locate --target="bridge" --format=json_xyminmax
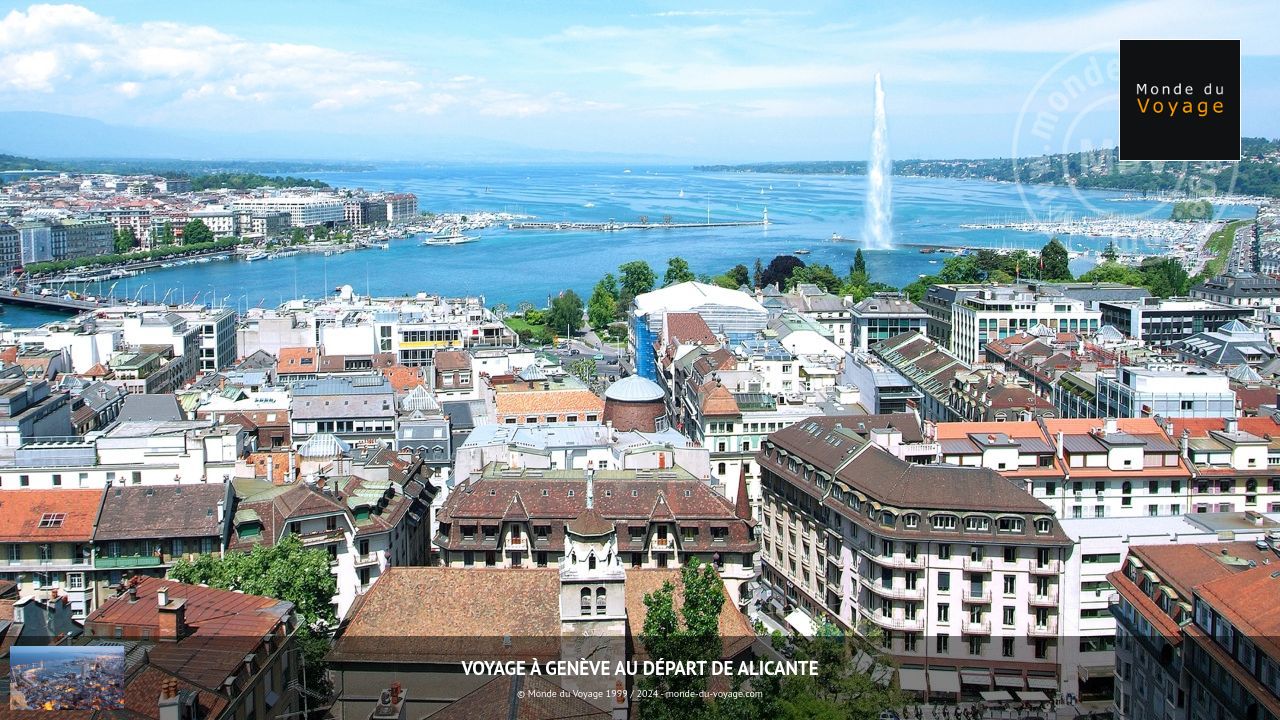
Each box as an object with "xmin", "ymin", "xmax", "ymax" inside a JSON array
[{"xmin": 0, "ymin": 289, "xmax": 104, "ymax": 313}]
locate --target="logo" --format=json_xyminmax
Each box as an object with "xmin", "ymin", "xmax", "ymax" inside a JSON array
[{"xmin": 1120, "ymin": 40, "xmax": 1240, "ymax": 161}]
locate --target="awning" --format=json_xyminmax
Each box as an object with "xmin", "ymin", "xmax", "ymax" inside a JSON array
[
  {"xmin": 898, "ymin": 667, "xmax": 928, "ymax": 692},
  {"xmin": 960, "ymin": 669, "xmax": 990, "ymax": 685},
  {"xmin": 785, "ymin": 609, "xmax": 816, "ymax": 638},
  {"xmin": 1026, "ymin": 676, "xmax": 1059, "ymax": 690},
  {"xmin": 1017, "ymin": 691, "xmax": 1050, "ymax": 702},
  {"xmin": 980, "ymin": 690, "xmax": 1013, "ymax": 702},
  {"xmin": 994, "ymin": 674, "xmax": 1023, "ymax": 688},
  {"xmin": 928, "ymin": 668, "xmax": 961, "ymax": 694}
]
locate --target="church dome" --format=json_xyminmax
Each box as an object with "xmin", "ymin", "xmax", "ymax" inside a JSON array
[{"xmin": 604, "ymin": 375, "xmax": 664, "ymax": 403}]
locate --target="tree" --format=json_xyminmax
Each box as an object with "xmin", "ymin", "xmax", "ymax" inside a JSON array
[
  {"xmin": 567, "ymin": 357, "xmax": 597, "ymax": 385},
  {"xmin": 1039, "ymin": 238, "xmax": 1072, "ymax": 281},
  {"xmin": 290, "ymin": 227, "xmax": 306, "ymax": 245},
  {"xmin": 313, "ymin": 225, "xmax": 330, "ymax": 241},
  {"xmin": 1078, "ymin": 261, "xmax": 1143, "ymax": 285},
  {"xmin": 789, "ymin": 263, "xmax": 842, "ymax": 293},
  {"xmin": 516, "ymin": 301, "xmax": 535, "ymax": 317},
  {"xmin": 158, "ymin": 222, "xmax": 176, "ymax": 247},
  {"xmin": 113, "ymin": 228, "xmax": 136, "ymax": 254},
  {"xmin": 546, "ymin": 289, "xmax": 585, "ymax": 336},
  {"xmin": 664, "ymin": 256, "xmax": 696, "ymax": 286},
  {"xmin": 636, "ymin": 559, "xmax": 725, "ymax": 720},
  {"xmin": 182, "ymin": 219, "xmax": 214, "ymax": 246},
  {"xmin": 1102, "ymin": 240, "xmax": 1119, "ymax": 262},
  {"xmin": 758, "ymin": 255, "xmax": 806, "ymax": 290},
  {"xmin": 619, "ymin": 260, "xmax": 656, "ymax": 299},
  {"xmin": 492, "ymin": 302, "xmax": 509, "ymax": 319},
  {"xmin": 765, "ymin": 622, "xmax": 908, "ymax": 720},
  {"xmin": 752, "ymin": 258, "xmax": 764, "ymax": 288},
  {"xmin": 853, "ymin": 249, "xmax": 867, "ymax": 276},
  {"xmin": 726, "ymin": 264, "xmax": 750, "ymax": 288},
  {"xmin": 1140, "ymin": 257, "xmax": 1191, "ymax": 297},
  {"xmin": 169, "ymin": 535, "xmax": 337, "ymax": 702},
  {"xmin": 588, "ymin": 276, "xmax": 619, "ymax": 329}
]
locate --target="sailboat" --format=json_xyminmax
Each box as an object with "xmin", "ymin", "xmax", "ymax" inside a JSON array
[{"xmin": 679, "ymin": 189, "xmax": 685, "ymax": 198}]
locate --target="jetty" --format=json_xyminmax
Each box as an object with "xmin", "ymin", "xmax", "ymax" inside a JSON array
[
  {"xmin": 508, "ymin": 211, "xmax": 770, "ymax": 233},
  {"xmin": 0, "ymin": 289, "xmax": 106, "ymax": 312}
]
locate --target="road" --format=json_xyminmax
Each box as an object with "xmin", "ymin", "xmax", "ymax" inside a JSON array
[{"xmin": 545, "ymin": 335, "xmax": 626, "ymax": 382}]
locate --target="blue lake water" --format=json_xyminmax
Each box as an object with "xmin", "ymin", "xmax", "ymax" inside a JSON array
[{"xmin": 5, "ymin": 165, "xmax": 1255, "ymax": 327}]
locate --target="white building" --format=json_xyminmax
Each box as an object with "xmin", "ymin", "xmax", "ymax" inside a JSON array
[
  {"xmin": 1094, "ymin": 365, "xmax": 1237, "ymax": 419},
  {"xmin": 951, "ymin": 286, "xmax": 1101, "ymax": 364},
  {"xmin": 231, "ymin": 196, "xmax": 345, "ymax": 227}
]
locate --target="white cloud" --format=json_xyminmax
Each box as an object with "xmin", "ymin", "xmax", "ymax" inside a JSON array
[
  {"xmin": 115, "ymin": 81, "xmax": 140, "ymax": 98},
  {"xmin": 0, "ymin": 50, "xmax": 60, "ymax": 91}
]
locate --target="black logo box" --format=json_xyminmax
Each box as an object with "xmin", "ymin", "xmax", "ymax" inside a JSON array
[{"xmin": 1119, "ymin": 39, "xmax": 1240, "ymax": 162}]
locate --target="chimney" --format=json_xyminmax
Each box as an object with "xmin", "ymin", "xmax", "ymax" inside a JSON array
[
  {"xmin": 370, "ymin": 683, "xmax": 408, "ymax": 720},
  {"xmin": 1225, "ymin": 417, "xmax": 1239, "ymax": 434},
  {"xmin": 128, "ymin": 586, "xmax": 138, "ymax": 603},
  {"xmin": 585, "ymin": 463, "xmax": 595, "ymax": 509},
  {"xmin": 1055, "ymin": 431, "xmax": 1064, "ymax": 460},
  {"xmin": 1180, "ymin": 429, "xmax": 1190, "ymax": 459},
  {"xmin": 158, "ymin": 679, "xmax": 184, "ymax": 720},
  {"xmin": 157, "ymin": 593, "xmax": 187, "ymax": 642},
  {"xmin": 1103, "ymin": 417, "xmax": 1118, "ymax": 435},
  {"xmin": 216, "ymin": 498, "xmax": 225, "ymax": 524},
  {"xmin": 157, "ymin": 586, "xmax": 168, "ymax": 607}
]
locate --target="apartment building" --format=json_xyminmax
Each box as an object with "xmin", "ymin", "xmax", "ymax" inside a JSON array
[
  {"xmin": 384, "ymin": 193, "xmax": 419, "ymax": 223},
  {"xmin": 1109, "ymin": 541, "xmax": 1280, "ymax": 720},
  {"xmin": 433, "ymin": 464, "xmax": 759, "ymax": 605},
  {"xmin": 0, "ymin": 488, "xmax": 100, "ymax": 617},
  {"xmin": 0, "ymin": 365, "xmax": 74, "ymax": 462},
  {"xmin": 851, "ymin": 293, "xmax": 929, "ymax": 352},
  {"xmin": 1169, "ymin": 416, "xmax": 1280, "ymax": 514},
  {"xmin": 773, "ymin": 283, "xmax": 855, "ymax": 351},
  {"xmin": 0, "ymin": 222, "xmax": 21, "ymax": 272},
  {"xmin": 759, "ymin": 416, "xmax": 1073, "ymax": 698},
  {"xmin": 872, "ymin": 331, "xmax": 970, "ymax": 422},
  {"xmin": 289, "ymin": 376, "xmax": 397, "ymax": 446},
  {"xmin": 1092, "ymin": 366, "xmax": 1238, "ymax": 419},
  {"xmin": 230, "ymin": 195, "xmax": 345, "ymax": 227},
  {"xmin": 950, "ymin": 285, "xmax": 1101, "ymax": 364},
  {"xmin": 1099, "ymin": 297, "xmax": 1252, "ymax": 346},
  {"xmin": 1191, "ymin": 270, "xmax": 1280, "ymax": 317}
]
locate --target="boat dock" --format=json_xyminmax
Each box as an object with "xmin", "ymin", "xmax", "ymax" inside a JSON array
[{"xmin": 0, "ymin": 289, "xmax": 105, "ymax": 313}]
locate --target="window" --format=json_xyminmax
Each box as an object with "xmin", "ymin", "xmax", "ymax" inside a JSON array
[
  {"xmin": 1035, "ymin": 518, "xmax": 1051, "ymax": 534},
  {"xmin": 51, "ymin": 474, "xmax": 61, "ymax": 487},
  {"xmin": 937, "ymin": 572, "xmax": 950, "ymax": 592},
  {"xmin": 485, "ymin": 551, "xmax": 496, "ymax": 567},
  {"xmin": 1002, "ymin": 637, "xmax": 1015, "ymax": 657},
  {"xmin": 1003, "ymin": 546, "xmax": 1017, "ymax": 563},
  {"xmin": 1003, "ymin": 607, "xmax": 1015, "ymax": 626},
  {"xmin": 19, "ymin": 475, "xmax": 29, "ymax": 487},
  {"xmin": 938, "ymin": 544, "xmax": 951, "ymax": 560},
  {"xmin": 937, "ymin": 603, "xmax": 950, "ymax": 623},
  {"xmin": 1002, "ymin": 575, "xmax": 1016, "ymax": 595},
  {"xmin": 936, "ymin": 635, "xmax": 949, "ymax": 655},
  {"xmin": 996, "ymin": 517, "xmax": 1024, "ymax": 533},
  {"xmin": 596, "ymin": 588, "xmax": 607, "ymax": 615},
  {"xmin": 37, "ymin": 513, "xmax": 65, "ymax": 529},
  {"xmin": 580, "ymin": 588, "xmax": 592, "ymax": 616}
]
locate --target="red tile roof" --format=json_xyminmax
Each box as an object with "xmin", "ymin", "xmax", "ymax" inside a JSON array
[
  {"xmin": 276, "ymin": 347, "xmax": 317, "ymax": 374},
  {"xmin": 665, "ymin": 312, "xmax": 718, "ymax": 346},
  {"xmin": 433, "ymin": 350, "xmax": 472, "ymax": 371},
  {"xmin": 1169, "ymin": 416, "xmax": 1280, "ymax": 438},
  {"xmin": 380, "ymin": 365, "xmax": 424, "ymax": 394},
  {"xmin": 0, "ymin": 489, "xmax": 101, "ymax": 542}
]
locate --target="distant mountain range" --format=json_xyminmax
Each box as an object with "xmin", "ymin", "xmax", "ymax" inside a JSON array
[
  {"xmin": 0, "ymin": 111, "xmax": 676, "ymax": 166},
  {"xmin": 697, "ymin": 138, "xmax": 1280, "ymax": 197}
]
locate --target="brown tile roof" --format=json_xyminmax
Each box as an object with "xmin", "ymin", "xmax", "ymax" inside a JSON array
[
  {"xmin": 83, "ymin": 362, "xmax": 112, "ymax": 378},
  {"xmin": 1195, "ymin": 564, "xmax": 1280, "ymax": 660},
  {"xmin": 567, "ymin": 507, "xmax": 614, "ymax": 536},
  {"xmin": 434, "ymin": 350, "xmax": 472, "ymax": 371},
  {"xmin": 1128, "ymin": 542, "xmax": 1269, "ymax": 600},
  {"xmin": 1169, "ymin": 416, "xmax": 1280, "ymax": 438},
  {"xmin": 94, "ymin": 484, "xmax": 226, "ymax": 542},
  {"xmin": 495, "ymin": 390, "xmax": 604, "ymax": 418},
  {"xmin": 625, "ymin": 569, "xmax": 755, "ymax": 661},
  {"xmin": 665, "ymin": 312, "xmax": 718, "ymax": 346},
  {"xmin": 121, "ymin": 664, "xmax": 230, "ymax": 720},
  {"xmin": 276, "ymin": 347, "xmax": 317, "ymax": 374},
  {"xmin": 0, "ymin": 489, "xmax": 101, "ymax": 542},
  {"xmin": 381, "ymin": 364, "xmax": 425, "ymax": 394},
  {"xmin": 698, "ymin": 381, "xmax": 739, "ymax": 416},
  {"xmin": 429, "ymin": 675, "xmax": 610, "ymax": 720},
  {"xmin": 245, "ymin": 451, "xmax": 297, "ymax": 485},
  {"xmin": 329, "ymin": 567, "xmax": 563, "ymax": 663}
]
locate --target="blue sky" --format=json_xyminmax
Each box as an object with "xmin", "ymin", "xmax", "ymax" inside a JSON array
[{"xmin": 0, "ymin": 1, "xmax": 1277, "ymax": 161}]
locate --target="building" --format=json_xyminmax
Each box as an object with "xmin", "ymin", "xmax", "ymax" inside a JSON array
[
  {"xmin": 82, "ymin": 576, "xmax": 301, "ymax": 720},
  {"xmin": 1174, "ymin": 319, "xmax": 1279, "ymax": 371},
  {"xmin": 630, "ymin": 282, "xmax": 768, "ymax": 381},
  {"xmin": 433, "ymin": 463, "xmax": 758, "ymax": 605},
  {"xmin": 1169, "ymin": 416, "xmax": 1280, "ymax": 514},
  {"xmin": 431, "ymin": 349, "xmax": 474, "ymax": 398},
  {"xmin": 1093, "ymin": 365, "xmax": 1238, "ymax": 419},
  {"xmin": 327, "ymin": 562, "xmax": 756, "ymax": 720},
  {"xmin": 871, "ymin": 331, "xmax": 970, "ymax": 422},
  {"xmin": 230, "ymin": 195, "xmax": 345, "ymax": 227},
  {"xmin": 384, "ymin": 193, "xmax": 418, "ymax": 223},
  {"xmin": 1191, "ymin": 270, "xmax": 1280, "ymax": 317},
  {"xmin": 850, "ymin": 293, "xmax": 929, "ymax": 352},
  {"xmin": 839, "ymin": 351, "xmax": 924, "ymax": 415},
  {"xmin": 228, "ymin": 443, "xmax": 436, "ymax": 618},
  {"xmin": 488, "ymin": 369, "xmax": 604, "ymax": 426},
  {"xmin": 290, "ymin": 376, "xmax": 397, "ymax": 446},
  {"xmin": 94, "ymin": 206, "xmax": 154, "ymax": 245},
  {"xmin": 242, "ymin": 210, "xmax": 291, "ymax": 239},
  {"xmin": 602, "ymin": 375, "xmax": 667, "ymax": 432},
  {"xmin": 0, "ymin": 365, "xmax": 74, "ymax": 463},
  {"xmin": 758, "ymin": 416, "xmax": 1074, "ymax": 698},
  {"xmin": 0, "ymin": 222, "xmax": 21, "ymax": 272},
  {"xmin": 187, "ymin": 207, "xmax": 240, "ymax": 238},
  {"xmin": 91, "ymin": 483, "xmax": 230, "ymax": 606},
  {"xmin": 1098, "ymin": 297, "xmax": 1252, "ymax": 346},
  {"xmin": 774, "ymin": 284, "xmax": 855, "ymax": 351},
  {"xmin": 0, "ymin": 488, "xmax": 100, "ymax": 617},
  {"xmin": 15, "ymin": 216, "xmax": 113, "ymax": 264},
  {"xmin": 950, "ymin": 285, "xmax": 1101, "ymax": 364},
  {"xmin": 1108, "ymin": 541, "xmax": 1280, "ymax": 720}
]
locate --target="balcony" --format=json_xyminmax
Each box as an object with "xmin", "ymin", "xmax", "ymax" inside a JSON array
[
  {"xmin": 860, "ymin": 548, "xmax": 924, "ymax": 569},
  {"xmin": 1029, "ymin": 593, "xmax": 1059, "ymax": 607},
  {"xmin": 299, "ymin": 529, "xmax": 346, "ymax": 547},
  {"xmin": 868, "ymin": 613, "xmax": 924, "ymax": 631},
  {"xmin": 6, "ymin": 558, "xmax": 92, "ymax": 570},
  {"xmin": 353, "ymin": 552, "xmax": 381, "ymax": 567},
  {"xmin": 506, "ymin": 536, "xmax": 526, "ymax": 549},
  {"xmin": 963, "ymin": 588, "xmax": 992, "ymax": 603},
  {"xmin": 651, "ymin": 537, "xmax": 675, "ymax": 552},
  {"xmin": 1029, "ymin": 560, "xmax": 1062, "ymax": 575},
  {"xmin": 962, "ymin": 619, "xmax": 992, "ymax": 634},
  {"xmin": 864, "ymin": 579, "xmax": 925, "ymax": 601},
  {"xmin": 963, "ymin": 557, "xmax": 993, "ymax": 571},
  {"xmin": 1028, "ymin": 618, "xmax": 1059, "ymax": 636},
  {"xmin": 95, "ymin": 555, "xmax": 164, "ymax": 569}
]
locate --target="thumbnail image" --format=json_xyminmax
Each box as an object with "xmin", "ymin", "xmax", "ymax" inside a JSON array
[{"xmin": 8, "ymin": 646, "xmax": 125, "ymax": 711}]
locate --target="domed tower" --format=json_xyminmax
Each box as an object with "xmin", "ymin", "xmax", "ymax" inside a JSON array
[{"xmin": 602, "ymin": 375, "xmax": 667, "ymax": 432}]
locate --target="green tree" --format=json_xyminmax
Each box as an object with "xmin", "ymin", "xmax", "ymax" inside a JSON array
[
  {"xmin": 637, "ymin": 559, "xmax": 725, "ymax": 720},
  {"xmin": 313, "ymin": 225, "xmax": 330, "ymax": 241},
  {"xmin": 169, "ymin": 534, "xmax": 337, "ymax": 702},
  {"xmin": 182, "ymin": 219, "xmax": 214, "ymax": 246},
  {"xmin": 567, "ymin": 357, "xmax": 597, "ymax": 385},
  {"xmin": 588, "ymin": 275, "xmax": 619, "ymax": 329},
  {"xmin": 290, "ymin": 227, "xmax": 306, "ymax": 245},
  {"xmin": 664, "ymin": 256, "xmax": 696, "ymax": 286},
  {"xmin": 546, "ymin": 289, "xmax": 585, "ymax": 336},
  {"xmin": 1102, "ymin": 240, "xmax": 1119, "ymax": 262},
  {"xmin": 1140, "ymin": 257, "xmax": 1191, "ymax": 297},
  {"xmin": 158, "ymin": 222, "xmax": 176, "ymax": 246},
  {"xmin": 765, "ymin": 623, "xmax": 907, "ymax": 720},
  {"xmin": 759, "ymin": 255, "xmax": 806, "ymax": 290},
  {"xmin": 619, "ymin": 260, "xmax": 657, "ymax": 298},
  {"xmin": 853, "ymin": 249, "xmax": 867, "ymax": 276},
  {"xmin": 752, "ymin": 258, "xmax": 764, "ymax": 288},
  {"xmin": 113, "ymin": 228, "xmax": 137, "ymax": 254},
  {"xmin": 725, "ymin": 264, "xmax": 750, "ymax": 288},
  {"xmin": 492, "ymin": 302, "xmax": 509, "ymax": 318},
  {"xmin": 789, "ymin": 263, "xmax": 842, "ymax": 293},
  {"xmin": 1039, "ymin": 238, "xmax": 1072, "ymax": 280}
]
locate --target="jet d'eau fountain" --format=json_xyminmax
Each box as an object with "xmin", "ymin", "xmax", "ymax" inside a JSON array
[{"xmin": 863, "ymin": 73, "xmax": 893, "ymax": 250}]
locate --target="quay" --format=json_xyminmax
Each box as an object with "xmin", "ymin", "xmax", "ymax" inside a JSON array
[
  {"xmin": 0, "ymin": 289, "xmax": 106, "ymax": 312},
  {"xmin": 508, "ymin": 213, "xmax": 769, "ymax": 233}
]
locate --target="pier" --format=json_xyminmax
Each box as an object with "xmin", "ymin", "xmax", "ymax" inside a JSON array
[
  {"xmin": 508, "ymin": 213, "xmax": 769, "ymax": 233},
  {"xmin": 0, "ymin": 289, "xmax": 105, "ymax": 313}
]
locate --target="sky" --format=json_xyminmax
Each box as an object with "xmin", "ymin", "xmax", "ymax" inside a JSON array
[{"xmin": 0, "ymin": 1, "xmax": 1278, "ymax": 162}]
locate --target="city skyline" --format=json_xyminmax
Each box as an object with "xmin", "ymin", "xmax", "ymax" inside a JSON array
[{"xmin": 1, "ymin": 1, "xmax": 1279, "ymax": 162}]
